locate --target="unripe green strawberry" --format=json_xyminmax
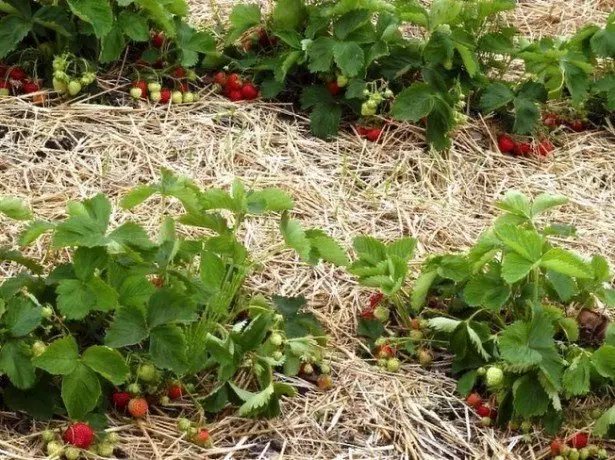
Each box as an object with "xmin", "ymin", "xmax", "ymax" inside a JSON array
[
  {"xmin": 569, "ymin": 448, "xmax": 580, "ymax": 460},
  {"xmin": 47, "ymin": 441, "xmax": 63, "ymax": 456},
  {"xmin": 97, "ymin": 442, "xmax": 114, "ymax": 457},
  {"xmin": 186, "ymin": 70, "xmax": 198, "ymax": 82},
  {"xmin": 591, "ymin": 408, "xmax": 602, "ymax": 419},
  {"xmin": 187, "ymin": 427, "xmax": 198, "ymax": 437},
  {"xmin": 476, "ymin": 367, "xmax": 486, "ymax": 376},
  {"xmin": 53, "ymin": 78, "xmax": 67, "ymax": 93},
  {"xmin": 274, "ymin": 313, "xmax": 284, "ymax": 323},
  {"xmin": 53, "ymin": 58, "xmax": 65, "ymax": 71},
  {"xmin": 68, "ymin": 80, "xmax": 82, "ymax": 96},
  {"xmin": 32, "ymin": 341, "xmax": 47, "ymax": 357},
  {"xmin": 150, "ymin": 91, "xmax": 161, "ymax": 102},
  {"xmin": 553, "ymin": 457, "xmax": 564, "ymax": 460},
  {"xmin": 522, "ymin": 434, "xmax": 532, "ymax": 443},
  {"xmin": 362, "ymin": 89, "xmax": 371, "ymax": 97},
  {"xmin": 418, "ymin": 349, "xmax": 433, "ymax": 366},
  {"xmin": 54, "ymin": 70, "xmax": 68, "ymax": 81},
  {"xmin": 336, "ymin": 75, "xmax": 348, "ymax": 88},
  {"xmin": 320, "ymin": 363, "xmax": 330, "ymax": 374},
  {"xmin": 148, "ymin": 82, "xmax": 161, "ymax": 93},
  {"xmin": 373, "ymin": 306, "xmax": 389, "ymax": 322},
  {"xmin": 361, "ymin": 103, "xmax": 377, "ymax": 116},
  {"xmin": 409, "ymin": 329, "xmax": 424, "ymax": 341},
  {"xmin": 182, "ymin": 92, "xmax": 194, "ymax": 103},
  {"xmin": 171, "ymin": 91, "xmax": 183, "ymax": 104},
  {"xmin": 302, "ymin": 363, "xmax": 314, "ymax": 375},
  {"xmin": 42, "ymin": 306, "xmax": 53, "ymax": 318},
  {"xmin": 177, "ymin": 418, "xmax": 192, "ymax": 432},
  {"xmin": 272, "ymin": 350, "xmax": 283, "ymax": 361},
  {"xmin": 127, "ymin": 383, "xmax": 141, "ymax": 395},
  {"xmin": 366, "ymin": 99, "xmax": 379, "ymax": 110},
  {"xmin": 137, "ymin": 364, "xmax": 157, "ymax": 382},
  {"xmin": 130, "ymin": 87, "xmax": 143, "ymax": 99},
  {"xmin": 0, "ymin": 88, "xmax": 9, "ymax": 96},
  {"xmin": 159, "ymin": 395, "xmax": 170, "ymax": 406},
  {"xmin": 485, "ymin": 367, "xmax": 504, "ymax": 387},
  {"xmin": 480, "ymin": 417, "xmax": 491, "ymax": 427},
  {"xmin": 578, "ymin": 451, "xmax": 590, "ymax": 460},
  {"xmin": 374, "ymin": 337, "xmax": 387, "ymax": 347},
  {"xmin": 383, "ymin": 89, "xmax": 394, "ymax": 98},
  {"xmin": 65, "ymin": 446, "xmax": 81, "ymax": 460},
  {"xmin": 106, "ymin": 433, "xmax": 119, "ymax": 444},
  {"xmin": 598, "ymin": 448, "xmax": 607, "ymax": 459},
  {"xmin": 42, "ymin": 429, "xmax": 56, "ymax": 442},
  {"xmin": 520, "ymin": 421, "xmax": 532, "ymax": 433},
  {"xmin": 270, "ymin": 333, "xmax": 283, "ymax": 346},
  {"xmin": 386, "ymin": 358, "xmax": 400, "ymax": 372}
]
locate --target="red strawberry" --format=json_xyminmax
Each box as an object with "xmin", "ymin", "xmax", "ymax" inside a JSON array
[
  {"xmin": 127, "ymin": 398, "xmax": 148, "ymax": 417},
  {"xmin": 550, "ymin": 438, "xmax": 564, "ymax": 456},
  {"xmin": 0, "ymin": 80, "xmax": 9, "ymax": 89},
  {"xmin": 23, "ymin": 81, "xmax": 39, "ymax": 94},
  {"xmin": 357, "ymin": 126, "xmax": 368, "ymax": 136},
  {"xmin": 377, "ymin": 344, "xmax": 394, "ymax": 359},
  {"xmin": 327, "ymin": 81, "xmax": 341, "ymax": 96},
  {"xmin": 193, "ymin": 429, "xmax": 210, "ymax": 445},
  {"xmin": 365, "ymin": 128, "xmax": 382, "ymax": 142},
  {"xmin": 226, "ymin": 74, "xmax": 242, "ymax": 91},
  {"xmin": 535, "ymin": 139, "xmax": 554, "ymax": 156},
  {"xmin": 258, "ymin": 29, "xmax": 271, "ymax": 47},
  {"xmin": 369, "ymin": 293, "xmax": 384, "ymax": 308},
  {"xmin": 410, "ymin": 318, "xmax": 421, "ymax": 330},
  {"xmin": 497, "ymin": 134, "xmax": 516, "ymax": 153},
  {"xmin": 134, "ymin": 80, "xmax": 148, "ymax": 97},
  {"xmin": 228, "ymin": 90, "xmax": 243, "ymax": 102},
  {"xmin": 214, "ymin": 72, "xmax": 227, "ymax": 86},
  {"xmin": 476, "ymin": 405, "xmax": 491, "ymax": 417},
  {"xmin": 241, "ymin": 82, "xmax": 259, "ymax": 100},
  {"xmin": 513, "ymin": 142, "xmax": 531, "ymax": 156},
  {"xmin": 568, "ymin": 432, "xmax": 589, "ymax": 448},
  {"xmin": 62, "ymin": 423, "xmax": 94, "ymax": 449},
  {"xmin": 359, "ymin": 308, "xmax": 375, "ymax": 319},
  {"xmin": 9, "ymin": 67, "xmax": 25, "ymax": 80},
  {"xmin": 167, "ymin": 384, "xmax": 183, "ymax": 400},
  {"xmin": 159, "ymin": 88, "xmax": 171, "ymax": 104},
  {"xmin": 543, "ymin": 113, "xmax": 559, "ymax": 127},
  {"xmin": 317, "ymin": 374, "xmax": 333, "ymax": 390},
  {"xmin": 568, "ymin": 119, "xmax": 585, "ymax": 132},
  {"xmin": 0, "ymin": 65, "xmax": 6, "ymax": 77},
  {"xmin": 151, "ymin": 32, "xmax": 165, "ymax": 48},
  {"xmin": 179, "ymin": 82, "xmax": 189, "ymax": 93},
  {"xmin": 466, "ymin": 392, "xmax": 482, "ymax": 408},
  {"xmin": 172, "ymin": 67, "xmax": 186, "ymax": 79},
  {"xmin": 112, "ymin": 391, "xmax": 131, "ymax": 410}
]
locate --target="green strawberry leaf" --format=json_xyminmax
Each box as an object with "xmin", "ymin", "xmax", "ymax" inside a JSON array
[
  {"xmin": 82, "ymin": 346, "xmax": 129, "ymax": 385},
  {"xmin": 61, "ymin": 362, "xmax": 101, "ymax": 420},
  {"xmin": 32, "ymin": 336, "xmax": 79, "ymax": 375}
]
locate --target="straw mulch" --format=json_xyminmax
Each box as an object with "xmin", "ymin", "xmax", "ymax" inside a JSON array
[{"xmin": 0, "ymin": 1, "xmax": 614, "ymax": 459}]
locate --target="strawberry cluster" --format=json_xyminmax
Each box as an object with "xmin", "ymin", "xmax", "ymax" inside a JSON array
[
  {"xmin": 543, "ymin": 112, "xmax": 587, "ymax": 132},
  {"xmin": 497, "ymin": 134, "xmax": 554, "ymax": 157},
  {"xmin": 130, "ymin": 73, "xmax": 196, "ymax": 105},
  {"xmin": 357, "ymin": 125, "xmax": 383, "ymax": 142},
  {"xmin": 0, "ymin": 64, "xmax": 45, "ymax": 102},
  {"xmin": 214, "ymin": 72, "xmax": 259, "ymax": 101}
]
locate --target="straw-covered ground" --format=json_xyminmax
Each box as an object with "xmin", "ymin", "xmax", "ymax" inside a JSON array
[{"xmin": 0, "ymin": 1, "xmax": 614, "ymax": 459}]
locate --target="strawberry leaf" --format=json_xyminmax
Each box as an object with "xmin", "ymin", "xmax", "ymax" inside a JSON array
[
  {"xmin": 61, "ymin": 362, "xmax": 101, "ymax": 420},
  {"xmin": 104, "ymin": 304, "xmax": 149, "ymax": 348},
  {"xmin": 0, "ymin": 197, "xmax": 32, "ymax": 221},
  {"xmin": 149, "ymin": 324, "xmax": 188, "ymax": 374},
  {"xmin": 0, "ymin": 339, "xmax": 36, "ymax": 389},
  {"xmin": 32, "ymin": 336, "xmax": 79, "ymax": 376},
  {"xmin": 82, "ymin": 346, "xmax": 129, "ymax": 385}
]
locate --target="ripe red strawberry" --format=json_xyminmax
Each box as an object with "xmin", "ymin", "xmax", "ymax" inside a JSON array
[
  {"xmin": 357, "ymin": 126, "xmax": 369, "ymax": 136},
  {"xmin": 127, "ymin": 398, "xmax": 148, "ymax": 417},
  {"xmin": 359, "ymin": 308, "xmax": 375, "ymax": 319},
  {"xmin": 568, "ymin": 432, "xmax": 589, "ymax": 448},
  {"xmin": 112, "ymin": 391, "xmax": 131, "ymax": 410},
  {"xmin": 377, "ymin": 344, "xmax": 394, "ymax": 359},
  {"xmin": 369, "ymin": 292, "xmax": 384, "ymax": 309},
  {"xmin": 23, "ymin": 81, "xmax": 39, "ymax": 94},
  {"xmin": 0, "ymin": 80, "xmax": 8, "ymax": 90},
  {"xmin": 228, "ymin": 89, "xmax": 243, "ymax": 102},
  {"xmin": 0, "ymin": 65, "xmax": 6, "ymax": 77},
  {"xmin": 476, "ymin": 405, "xmax": 491, "ymax": 417},
  {"xmin": 133, "ymin": 80, "xmax": 148, "ymax": 98},
  {"xmin": 543, "ymin": 113, "xmax": 559, "ymax": 127},
  {"xmin": 513, "ymin": 142, "xmax": 531, "ymax": 156},
  {"xmin": 535, "ymin": 139, "xmax": 554, "ymax": 156},
  {"xmin": 9, "ymin": 67, "xmax": 25, "ymax": 80},
  {"xmin": 159, "ymin": 88, "xmax": 171, "ymax": 104},
  {"xmin": 193, "ymin": 429, "xmax": 210, "ymax": 445},
  {"xmin": 327, "ymin": 81, "xmax": 341, "ymax": 96},
  {"xmin": 365, "ymin": 127, "xmax": 382, "ymax": 142},
  {"xmin": 497, "ymin": 134, "xmax": 516, "ymax": 153},
  {"xmin": 151, "ymin": 32, "xmax": 165, "ymax": 48},
  {"xmin": 179, "ymin": 82, "xmax": 189, "ymax": 93},
  {"xmin": 466, "ymin": 392, "xmax": 482, "ymax": 408},
  {"xmin": 550, "ymin": 438, "xmax": 564, "ymax": 456},
  {"xmin": 62, "ymin": 423, "xmax": 94, "ymax": 449},
  {"xmin": 226, "ymin": 74, "xmax": 242, "ymax": 91},
  {"xmin": 167, "ymin": 384, "xmax": 183, "ymax": 400},
  {"xmin": 241, "ymin": 82, "xmax": 259, "ymax": 100},
  {"xmin": 568, "ymin": 119, "xmax": 585, "ymax": 132},
  {"xmin": 172, "ymin": 67, "xmax": 186, "ymax": 79},
  {"xmin": 214, "ymin": 72, "xmax": 227, "ymax": 86}
]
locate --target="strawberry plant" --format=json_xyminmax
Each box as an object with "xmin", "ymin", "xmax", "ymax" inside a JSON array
[{"xmin": 0, "ymin": 170, "xmax": 337, "ymax": 429}]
